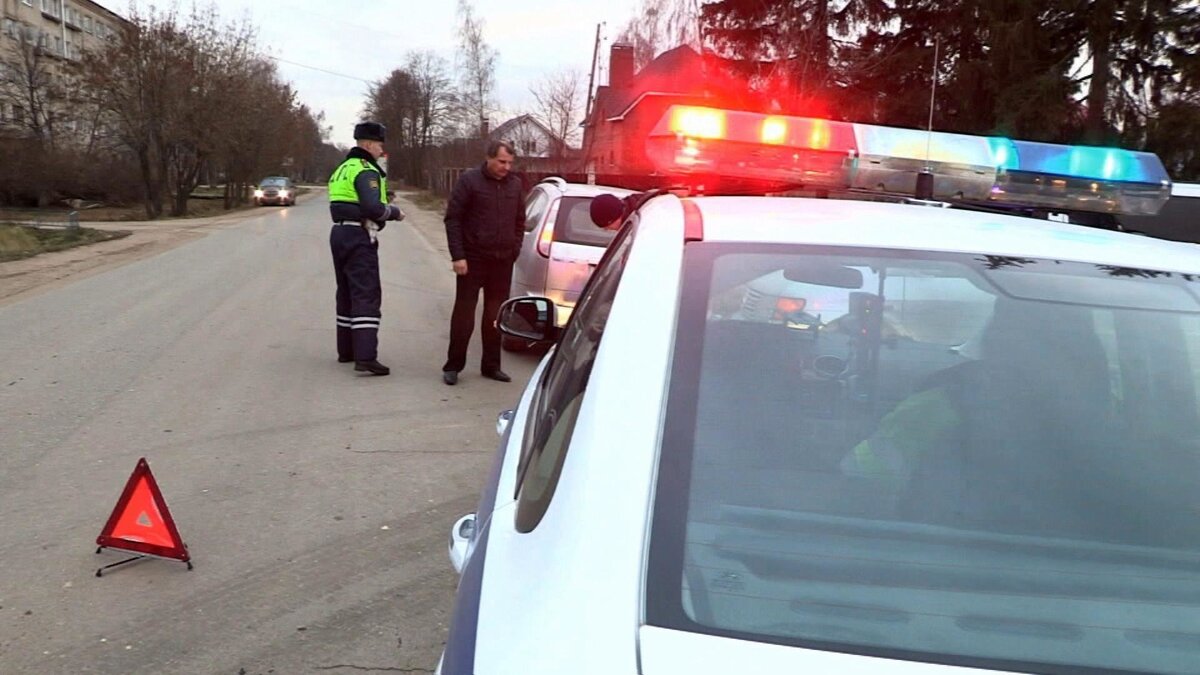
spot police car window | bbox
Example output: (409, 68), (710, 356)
(648, 244), (1200, 673)
(513, 221), (635, 532)
(524, 190), (550, 232)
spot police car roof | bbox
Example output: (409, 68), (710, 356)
(690, 195), (1200, 273)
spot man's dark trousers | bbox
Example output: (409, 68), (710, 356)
(443, 258), (513, 374)
(330, 224), (381, 361)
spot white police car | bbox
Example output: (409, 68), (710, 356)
(437, 106), (1200, 674)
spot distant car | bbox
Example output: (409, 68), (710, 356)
(506, 177), (633, 351)
(254, 177), (295, 206)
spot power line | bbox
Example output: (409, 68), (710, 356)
(266, 55), (375, 85)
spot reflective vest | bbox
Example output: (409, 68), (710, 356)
(328, 158), (387, 204)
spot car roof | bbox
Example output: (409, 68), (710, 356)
(542, 181), (635, 199)
(690, 195), (1200, 274)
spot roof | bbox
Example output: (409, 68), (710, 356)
(1173, 182), (1200, 198)
(588, 46), (763, 124)
(548, 181), (636, 198)
(491, 115), (560, 142)
(690, 196), (1200, 274)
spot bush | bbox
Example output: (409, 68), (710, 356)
(0, 139), (142, 207)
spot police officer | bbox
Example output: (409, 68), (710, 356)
(329, 121), (405, 376)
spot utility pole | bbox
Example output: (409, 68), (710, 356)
(585, 22), (602, 119)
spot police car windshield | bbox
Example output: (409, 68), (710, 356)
(647, 242), (1200, 673)
(260, 177), (287, 186)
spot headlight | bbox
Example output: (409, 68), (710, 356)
(254, 189), (264, 197)
(279, 190), (289, 198)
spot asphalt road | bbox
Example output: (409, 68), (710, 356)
(0, 192), (539, 674)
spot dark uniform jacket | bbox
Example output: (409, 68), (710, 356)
(444, 164), (526, 262)
(329, 147), (400, 225)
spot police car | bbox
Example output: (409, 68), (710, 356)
(437, 106), (1200, 674)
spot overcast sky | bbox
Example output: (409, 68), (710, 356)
(91, 0), (643, 146)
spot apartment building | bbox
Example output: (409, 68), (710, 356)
(0, 0), (128, 137)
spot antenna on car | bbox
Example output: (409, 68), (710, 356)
(915, 36), (940, 200)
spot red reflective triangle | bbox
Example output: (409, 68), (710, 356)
(96, 458), (189, 562)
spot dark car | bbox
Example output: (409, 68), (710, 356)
(254, 177), (295, 206)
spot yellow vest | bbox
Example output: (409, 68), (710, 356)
(328, 158), (387, 204)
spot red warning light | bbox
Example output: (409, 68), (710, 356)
(761, 117), (789, 145)
(671, 107), (726, 139)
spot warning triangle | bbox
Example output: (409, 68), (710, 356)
(97, 458), (189, 562)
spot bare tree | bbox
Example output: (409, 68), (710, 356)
(455, 0), (498, 137)
(0, 26), (64, 148)
(530, 68), (584, 172)
(82, 4), (323, 217)
(615, 0), (702, 69)
(81, 6), (182, 218)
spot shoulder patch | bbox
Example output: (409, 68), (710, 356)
(368, 179), (379, 189)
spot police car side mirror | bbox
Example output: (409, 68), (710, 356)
(497, 297), (559, 343)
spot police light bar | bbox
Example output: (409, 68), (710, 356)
(646, 106), (858, 189)
(853, 124), (999, 201)
(645, 105), (1172, 215)
(989, 140), (1171, 215)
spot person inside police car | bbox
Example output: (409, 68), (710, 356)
(441, 139), (526, 386)
(328, 121), (405, 376)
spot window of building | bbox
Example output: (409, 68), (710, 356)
(83, 16), (92, 33)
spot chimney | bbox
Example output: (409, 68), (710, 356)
(480, 117), (490, 139)
(609, 43), (635, 90)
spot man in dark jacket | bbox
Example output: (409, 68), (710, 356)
(441, 140), (526, 385)
(329, 121), (405, 376)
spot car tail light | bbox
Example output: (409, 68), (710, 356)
(537, 198), (562, 258)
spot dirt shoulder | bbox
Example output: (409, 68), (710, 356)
(0, 189), (324, 307)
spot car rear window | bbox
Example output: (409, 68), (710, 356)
(647, 242), (1200, 673)
(555, 197), (618, 248)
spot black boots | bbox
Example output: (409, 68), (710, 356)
(355, 360), (390, 376)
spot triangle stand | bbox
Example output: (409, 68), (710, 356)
(94, 457), (193, 577)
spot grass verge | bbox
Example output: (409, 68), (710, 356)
(0, 224), (132, 262)
(401, 189), (447, 214)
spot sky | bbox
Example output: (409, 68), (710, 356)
(92, 0), (644, 146)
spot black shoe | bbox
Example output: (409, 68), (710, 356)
(355, 360), (390, 376)
(442, 370), (458, 386)
(482, 369), (511, 383)
(338, 356), (353, 363)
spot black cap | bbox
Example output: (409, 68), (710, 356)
(354, 122), (386, 142)
(589, 193), (626, 230)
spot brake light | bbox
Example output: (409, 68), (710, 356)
(537, 198), (562, 257)
(671, 107), (726, 139)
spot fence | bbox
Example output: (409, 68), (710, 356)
(7, 211), (80, 229)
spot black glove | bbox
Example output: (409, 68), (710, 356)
(375, 220), (387, 232)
